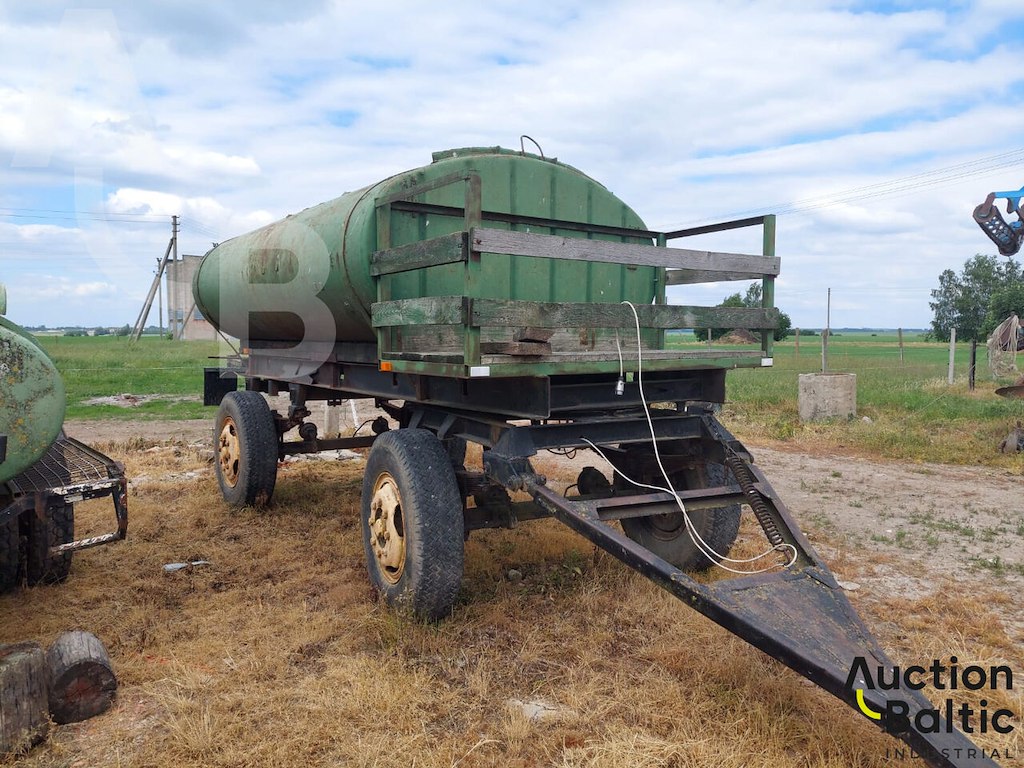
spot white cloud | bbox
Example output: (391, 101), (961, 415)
(2, 1), (1024, 328)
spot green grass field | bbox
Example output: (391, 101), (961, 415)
(671, 331), (1024, 467)
(38, 335), (220, 421)
(39, 333), (1024, 467)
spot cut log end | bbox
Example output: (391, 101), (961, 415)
(47, 631), (117, 725)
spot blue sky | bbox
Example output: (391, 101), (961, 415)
(3, 0), (1024, 329)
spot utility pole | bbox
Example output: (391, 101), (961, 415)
(821, 287), (831, 373)
(132, 215), (177, 342)
(157, 258), (163, 337)
(170, 214), (180, 339)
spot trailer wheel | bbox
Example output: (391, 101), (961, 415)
(215, 391), (279, 507)
(361, 429), (464, 621)
(0, 515), (18, 593)
(616, 456), (740, 572)
(25, 504), (74, 585)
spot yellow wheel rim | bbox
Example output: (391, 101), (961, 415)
(218, 416), (241, 488)
(368, 472), (406, 585)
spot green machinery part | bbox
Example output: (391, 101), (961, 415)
(0, 289), (66, 484)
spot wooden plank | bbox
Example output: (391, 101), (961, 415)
(666, 269), (769, 285)
(480, 341), (552, 356)
(374, 171), (473, 206)
(472, 299), (779, 330)
(513, 327), (554, 343)
(371, 296), (465, 328)
(471, 227), (780, 276)
(371, 233), (467, 276)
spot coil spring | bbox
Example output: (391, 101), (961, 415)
(724, 454), (785, 548)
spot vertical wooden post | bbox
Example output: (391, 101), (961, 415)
(654, 233), (667, 350)
(822, 287), (831, 373)
(761, 215), (776, 360)
(462, 174), (483, 368)
(795, 328), (800, 355)
(375, 202), (393, 360)
(948, 328), (957, 385)
(898, 327), (904, 364)
(969, 340), (977, 391)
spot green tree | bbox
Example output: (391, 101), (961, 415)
(929, 254), (1023, 342)
(985, 284), (1024, 335)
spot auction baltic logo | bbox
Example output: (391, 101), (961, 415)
(846, 655), (1016, 761)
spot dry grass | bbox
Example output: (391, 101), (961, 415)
(0, 444), (1017, 767)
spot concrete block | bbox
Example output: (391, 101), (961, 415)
(798, 373), (856, 421)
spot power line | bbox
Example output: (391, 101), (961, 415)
(667, 146), (1024, 228)
(0, 206), (167, 218)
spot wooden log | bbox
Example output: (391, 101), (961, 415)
(0, 642), (49, 753)
(46, 631), (117, 725)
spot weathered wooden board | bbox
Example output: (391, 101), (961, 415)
(371, 232), (467, 276)
(480, 341), (552, 356)
(666, 269), (770, 285)
(371, 296), (464, 328)
(471, 299), (778, 330)
(471, 227), (780, 276)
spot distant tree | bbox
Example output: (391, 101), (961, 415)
(986, 284), (1024, 335)
(929, 254), (1024, 342)
(93, 327), (109, 336)
(63, 329), (86, 337)
(694, 284), (793, 341)
(114, 324), (131, 337)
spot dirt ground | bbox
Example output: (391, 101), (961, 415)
(64, 415), (1024, 625)
(8, 416), (1013, 766)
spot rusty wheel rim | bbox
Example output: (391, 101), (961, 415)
(218, 417), (241, 488)
(368, 472), (406, 585)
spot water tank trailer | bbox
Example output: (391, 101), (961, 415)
(0, 285), (127, 591)
(198, 147), (995, 767)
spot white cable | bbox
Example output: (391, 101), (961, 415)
(615, 329), (624, 379)
(596, 301), (796, 574)
(582, 437), (794, 569)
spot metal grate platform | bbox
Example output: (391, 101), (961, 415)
(7, 437), (121, 495)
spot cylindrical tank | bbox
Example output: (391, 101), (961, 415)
(194, 147), (655, 344)
(0, 309), (66, 484)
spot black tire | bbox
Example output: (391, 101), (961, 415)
(613, 446), (741, 572)
(25, 504), (74, 585)
(443, 436), (468, 470)
(214, 391), (279, 507)
(361, 429), (464, 621)
(0, 515), (19, 593)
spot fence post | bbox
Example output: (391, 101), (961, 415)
(898, 327), (904, 365)
(969, 340), (977, 391)
(948, 328), (957, 385)
(795, 328), (800, 355)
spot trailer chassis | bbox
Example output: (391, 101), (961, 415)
(204, 363), (997, 768)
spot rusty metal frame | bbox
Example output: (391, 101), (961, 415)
(469, 411), (994, 768)
(1, 437), (128, 554)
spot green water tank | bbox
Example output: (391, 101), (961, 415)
(0, 302), (66, 484)
(193, 147), (656, 344)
